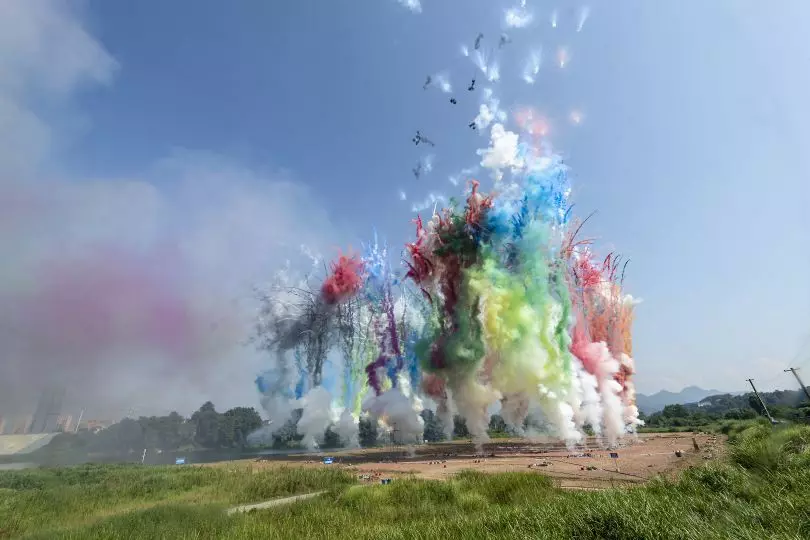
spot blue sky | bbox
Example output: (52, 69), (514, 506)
(1, 0), (809, 415)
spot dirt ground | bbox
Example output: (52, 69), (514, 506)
(214, 432), (724, 491)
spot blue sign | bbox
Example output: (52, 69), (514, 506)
(175, 457), (186, 465)
(323, 457), (333, 465)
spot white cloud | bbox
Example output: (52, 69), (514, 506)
(396, 0), (422, 14)
(0, 0), (117, 182)
(476, 123), (525, 182)
(0, 0), (342, 420)
(474, 90), (507, 130)
(504, 3), (534, 28)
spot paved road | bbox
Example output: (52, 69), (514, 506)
(226, 491), (327, 515)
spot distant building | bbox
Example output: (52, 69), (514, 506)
(85, 419), (113, 433)
(56, 415), (74, 433)
(30, 387), (65, 434)
(12, 416), (32, 434)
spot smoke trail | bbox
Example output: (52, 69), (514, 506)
(411, 192), (447, 213)
(557, 47), (570, 68)
(522, 49), (542, 84)
(434, 73), (452, 93)
(577, 6), (591, 32)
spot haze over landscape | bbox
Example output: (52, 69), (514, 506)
(1, 0), (809, 423)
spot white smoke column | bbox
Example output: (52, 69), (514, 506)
(567, 362), (586, 430)
(450, 377), (501, 449)
(576, 365), (603, 436)
(396, 0), (422, 14)
(461, 45), (470, 57)
(335, 407), (359, 448)
(434, 73), (452, 93)
(248, 391), (297, 445)
(500, 392), (530, 434)
(477, 123), (525, 182)
(522, 49), (542, 84)
(295, 386), (337, 450)
(584, 342), (625, 447)
(363, 375), (424, 445)
(550, 9), (558, 28)
(538, 388), (582, 446)
(577, 6), (591, 32)
(619, 354), (643, 431)
(399, 190), (407, 201)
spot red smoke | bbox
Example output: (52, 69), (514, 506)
(20, 248), (195, 360)
(321, 253), (364, 305)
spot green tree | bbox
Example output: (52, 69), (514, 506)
(322, 427), (341, 449)
(748, 395), (766, 417)
(223, 407), (263, 448)
(488, 414), (507, 434)
(453, 415), (469, 438)
(662, 404), (689, 418)
(421, 409), (445, 443)
(191, 402), (221, 448)
(359, 416), (378, 448)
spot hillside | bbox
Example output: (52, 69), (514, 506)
(636, 386), (726, 413)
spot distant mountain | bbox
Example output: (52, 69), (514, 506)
(636, 386), (727, 414)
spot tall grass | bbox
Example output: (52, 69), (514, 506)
(0, 464), (354, 538)
(2, 424), (809, 539)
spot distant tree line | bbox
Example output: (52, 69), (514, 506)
(641, 388), (810, 429)
(40, 402), (263, 457)
(37, 401), (524, 460)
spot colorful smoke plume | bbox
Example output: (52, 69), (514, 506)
(252, 120), (643, 450)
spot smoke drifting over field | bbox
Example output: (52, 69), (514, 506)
(0, 1), (341, 419)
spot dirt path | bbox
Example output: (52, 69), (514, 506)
(226, 491), (326, 515)
(221, 432), (725, 491)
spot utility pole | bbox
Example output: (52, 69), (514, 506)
(747, 379), (776, 424)
(784, 368), (810, 403)
(74, 408), (85, 434)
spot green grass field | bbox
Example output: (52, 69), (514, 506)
(1, 424), (809, 539)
